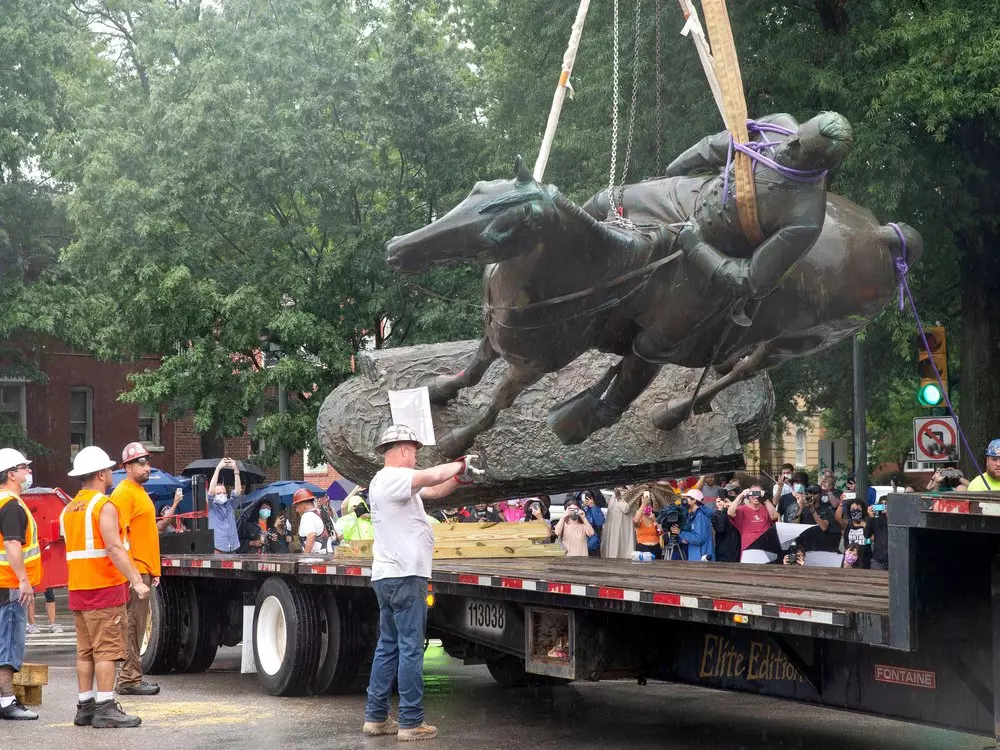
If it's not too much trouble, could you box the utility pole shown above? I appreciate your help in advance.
[853,333,868,504]
[278,382,290,481]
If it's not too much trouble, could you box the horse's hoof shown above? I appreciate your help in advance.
[428,375,461,405]
[652,399,690,431]
[435,427,477,458]
[547,390,601,445]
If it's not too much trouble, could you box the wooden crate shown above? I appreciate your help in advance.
[14,684,42,706]
[333,521,563,560]
[13,662,48,686]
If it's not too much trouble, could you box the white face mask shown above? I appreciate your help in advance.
[20,475,32,492]
[507,500,519,506]
[214,493,228,505]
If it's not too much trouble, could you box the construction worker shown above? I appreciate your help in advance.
[110,442,162,696]
[62,446,148,728]
[336,491,375,543]
[295,488,339,553]
[966,439,1000,492]
[0,448,42,720]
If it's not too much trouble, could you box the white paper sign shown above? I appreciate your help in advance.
[388,387,436,446]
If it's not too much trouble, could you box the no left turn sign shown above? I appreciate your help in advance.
[913,416,959,463]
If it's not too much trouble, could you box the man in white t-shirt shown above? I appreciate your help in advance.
[294,489,336,553]
[362,425,482,742]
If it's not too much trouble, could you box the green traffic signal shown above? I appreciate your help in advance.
[918,382,943,407]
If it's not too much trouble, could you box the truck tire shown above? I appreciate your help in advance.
[174,582,221,673]
[486,654,572,688]
[140,578,180,674]
[312,591,378,694]
[253,577,320,696]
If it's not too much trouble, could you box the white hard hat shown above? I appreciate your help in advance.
[375,424,423,454]
[0,448,30,475]
[68,446,117,477]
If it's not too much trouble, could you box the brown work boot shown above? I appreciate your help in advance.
[90,699,141,728]
[397,722,438,742]
[363,716,399,735]
[74,698,96,726]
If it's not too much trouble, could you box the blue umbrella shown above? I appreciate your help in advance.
[111,469,193,513]
[243,480,326,508]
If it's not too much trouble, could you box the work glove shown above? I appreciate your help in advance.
[455,454,485,485]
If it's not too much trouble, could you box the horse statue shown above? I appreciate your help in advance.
[384,113,922,458]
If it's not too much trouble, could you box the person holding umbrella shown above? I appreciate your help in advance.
[207,458,242,554]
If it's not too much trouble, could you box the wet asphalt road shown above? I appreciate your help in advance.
[9,633,988,750]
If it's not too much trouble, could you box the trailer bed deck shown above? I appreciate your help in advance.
[161,554,891,645]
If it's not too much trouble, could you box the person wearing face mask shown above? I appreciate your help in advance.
[236,499,275,553]
[554,503,595,557]
[839,499,871,568]
[206,458,242,554]
[0,448,42,720]
[633,491,663,559]
[842,543,862,569]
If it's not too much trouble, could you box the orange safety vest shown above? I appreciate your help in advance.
[60,491,128,592]
[0,491,43,588]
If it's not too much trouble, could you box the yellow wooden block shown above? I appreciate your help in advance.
[13,662,48,686]
[14,684,42,706]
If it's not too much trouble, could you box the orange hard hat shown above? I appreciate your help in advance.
[121,442,151,464]
[292,488,317,505]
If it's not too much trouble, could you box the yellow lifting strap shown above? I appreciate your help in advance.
[689,0,765,244]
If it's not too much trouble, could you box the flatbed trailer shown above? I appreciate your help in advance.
[147,493,1000,740]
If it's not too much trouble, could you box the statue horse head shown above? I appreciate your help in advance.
[386,156,560,272]
[386,156,635,273]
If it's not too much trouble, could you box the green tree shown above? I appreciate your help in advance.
[49,0,488,460]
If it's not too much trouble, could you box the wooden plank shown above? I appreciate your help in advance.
[433,521,551,543]
[13,663,48,686]
[434,544,565,560]
[14,684,42,706]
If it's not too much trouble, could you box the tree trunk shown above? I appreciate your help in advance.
[957,229,1000,478]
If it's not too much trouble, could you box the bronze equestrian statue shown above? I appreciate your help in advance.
[384,112,922,457]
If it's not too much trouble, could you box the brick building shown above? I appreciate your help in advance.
[2,340,302,487]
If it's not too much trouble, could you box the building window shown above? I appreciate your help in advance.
[248,416,266,456]
[304,447,327,474]
[70,387,93,461]
[0,382,26,430]
[795,428,807,468]
[138,404,161,446]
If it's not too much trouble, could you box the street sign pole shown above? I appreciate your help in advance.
[853,334,868,504]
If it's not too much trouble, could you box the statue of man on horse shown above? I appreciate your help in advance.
[384,112,921,458]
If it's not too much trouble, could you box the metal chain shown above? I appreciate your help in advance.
[654,0,663,175]
[617,0,642,209]
[607,0,621,213]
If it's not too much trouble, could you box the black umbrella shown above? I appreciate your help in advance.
[182,458,267,485]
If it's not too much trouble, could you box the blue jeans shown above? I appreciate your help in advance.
[365,576,428,729]
[0,589,27,672]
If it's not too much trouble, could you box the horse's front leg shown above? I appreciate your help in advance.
[435,364,544,458]
[548,353,661,445]
[651,341,771,431]
[427,337,497,404]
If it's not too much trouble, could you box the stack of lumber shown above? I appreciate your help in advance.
[333,521,564,560]
[13,662,48,706]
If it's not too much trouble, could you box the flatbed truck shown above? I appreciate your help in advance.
[144,492,1000,740]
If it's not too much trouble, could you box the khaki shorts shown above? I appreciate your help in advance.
[74,605,128,663]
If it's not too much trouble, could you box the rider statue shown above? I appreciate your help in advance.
[659,112,854,328]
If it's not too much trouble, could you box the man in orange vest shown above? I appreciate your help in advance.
[0,448,42,721]
[63,446,148,728]
[110,442,162,696]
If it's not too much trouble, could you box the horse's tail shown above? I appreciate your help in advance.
[878,221,923,264]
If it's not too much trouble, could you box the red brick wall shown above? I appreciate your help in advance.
[22,344,176,487]
[7,341,302,487]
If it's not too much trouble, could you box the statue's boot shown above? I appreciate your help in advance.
[683,240,754,327]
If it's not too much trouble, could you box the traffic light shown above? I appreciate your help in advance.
[916,326,948,407]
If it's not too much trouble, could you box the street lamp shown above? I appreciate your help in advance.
[259,328,290,481]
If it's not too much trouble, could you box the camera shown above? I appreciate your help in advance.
[871,503,886,515]
[784,541,803,565]
[747,490,763,500]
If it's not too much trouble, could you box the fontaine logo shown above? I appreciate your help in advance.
[874,664,936,690]
[698,634,805,683]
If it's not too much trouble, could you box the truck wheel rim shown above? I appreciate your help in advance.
[140,605,153,656]
[257,595,288,676]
